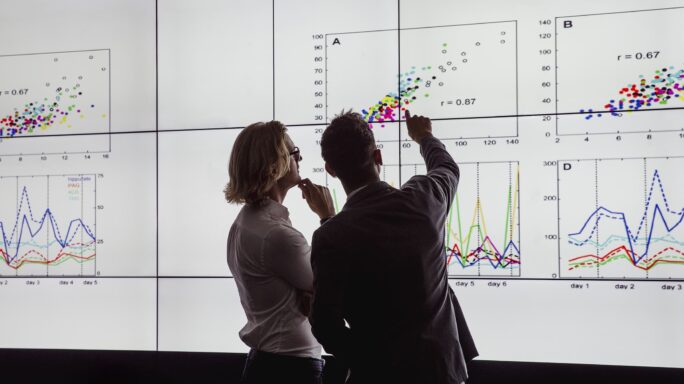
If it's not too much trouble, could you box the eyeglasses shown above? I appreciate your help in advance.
[289,147,302,161]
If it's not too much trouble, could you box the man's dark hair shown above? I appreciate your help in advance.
[321,111,377,181]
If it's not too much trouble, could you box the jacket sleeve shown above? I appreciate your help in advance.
[309,227,352,365]
[414,135,460,205]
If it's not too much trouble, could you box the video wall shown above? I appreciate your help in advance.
[0,0,682,368]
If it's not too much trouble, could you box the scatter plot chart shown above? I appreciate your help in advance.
[325,21,518,139]
[399,161,521,276]
[0,50,110,155]
[559,158,684,279]
[0,174,97,277]
[325,30,397,126]
[556,8,684,135]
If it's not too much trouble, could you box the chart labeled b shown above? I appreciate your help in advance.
[558,158,684,279]
[556,8,684,135]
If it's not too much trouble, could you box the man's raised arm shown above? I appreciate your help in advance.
[405,110,460,205]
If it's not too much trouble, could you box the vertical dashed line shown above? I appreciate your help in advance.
[81,175,84,277]
[15,176,18,277]
[594,160,599,278]
[509,162,513,277]
[46,175,50,277]
[476,163,481,277]
[644,158,648,279]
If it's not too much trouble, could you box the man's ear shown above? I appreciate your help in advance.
[325,162,337,178]
[373,149,383,166]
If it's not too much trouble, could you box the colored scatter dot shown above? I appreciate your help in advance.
[442,43,447,47]
[424,93,429,97]
[432,76,436,80]
[91,104,95,108]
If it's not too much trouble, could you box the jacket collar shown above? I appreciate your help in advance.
[343,181,392,210]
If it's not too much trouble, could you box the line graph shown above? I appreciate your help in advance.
[559,158,684,279]
[400,161,520,276]
[0,174,97,276]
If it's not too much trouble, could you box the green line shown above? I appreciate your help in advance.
[454,193,468,262]
[446,197,455,250]
[568,234,684,249]
[570,252,684,269]
[464,218,478,263]
[332,189,340,213]
[502,184,512,251]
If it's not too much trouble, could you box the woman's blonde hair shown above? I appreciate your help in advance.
[224,121,291,204]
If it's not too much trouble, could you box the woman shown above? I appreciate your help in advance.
[224,121,334,384]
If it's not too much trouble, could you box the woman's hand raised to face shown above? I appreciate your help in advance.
[298,178,335,220]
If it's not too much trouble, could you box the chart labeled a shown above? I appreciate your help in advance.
[325,21,518,139]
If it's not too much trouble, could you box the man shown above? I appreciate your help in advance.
[309,110,477,384]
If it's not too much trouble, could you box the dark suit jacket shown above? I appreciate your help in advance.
[310,135,478,384]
